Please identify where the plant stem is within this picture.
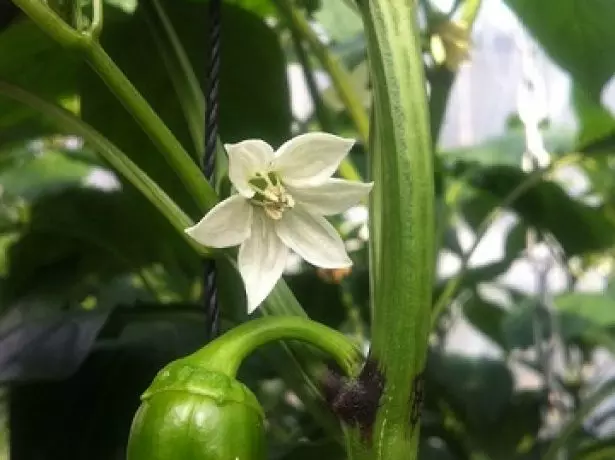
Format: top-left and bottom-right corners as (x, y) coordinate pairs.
(430, 154), (581, 326)
(11, 0), (217, 214)
(143, 0), (205, 157)
(429, 0), (483, 143)
(84, 43), (216, 211)
(274, 0), (370, 145)
(359, 0), (434, 458)
(191, 316), (362, 378)
(542, 379), (615, 460)
(0, 80), (209, 257)
(284, 17), (363, 182)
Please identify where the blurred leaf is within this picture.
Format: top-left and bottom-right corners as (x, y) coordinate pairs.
(9, 303), (209, 460)
(186, 0), (276, 16)
(0, 18), (78, 142)
(572, 85), (615, 151)
(505, 0), (615, 99)
(427, 350), (514, 427)
(467, 165), (615, 256)
(276, 439), (344, 460)
(463, 292), (508, 349)
(81, 1), (291, 215)
(313, 1), (362, 42)
(502, 298), (550, 350)
(441, 128), (574, 167)
(286, 270), (346, 327)
(426, 349), (542, 459)
(3, 187), (198, 303)
(0, 304), (111, 382)
(0, 150), (93, 200)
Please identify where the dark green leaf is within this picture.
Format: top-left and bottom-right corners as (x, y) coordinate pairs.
(81, 1), (291, 215)
(3, 187), (198, 303)
(0, 19), (79, 142)
(0, 150), (93, 200)
(463, 292), (508, 350)
(426, 350), (514, 427)
(467, 165), (615, 256)
(0, 305), (111, 382)
(9, 304), (209, 460)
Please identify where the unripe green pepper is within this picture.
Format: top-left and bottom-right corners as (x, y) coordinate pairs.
(127, 359), (265, 460)
(126, 317), (362, 460)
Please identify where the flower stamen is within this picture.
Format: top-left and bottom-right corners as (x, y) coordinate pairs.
(249, 172), (294, 220)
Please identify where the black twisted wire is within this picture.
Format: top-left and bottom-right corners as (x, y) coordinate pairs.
(203, 0), (221, 339)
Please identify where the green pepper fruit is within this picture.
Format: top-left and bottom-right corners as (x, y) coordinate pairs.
(127, 359), (266, 460)
(126, 317), (362, 460)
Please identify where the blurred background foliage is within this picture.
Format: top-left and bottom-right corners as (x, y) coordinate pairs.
(2, 0), (615, 459)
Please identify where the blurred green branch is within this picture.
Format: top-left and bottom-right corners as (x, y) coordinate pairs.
(143, 0), (205, 158)
(0, 80), (209, 257)
(431, 155), (582, 327)
(283, 11), (363, 182)
(543, 379), (615, 460)
(11, 0), (217, 214)
(274, 0), (370, 145)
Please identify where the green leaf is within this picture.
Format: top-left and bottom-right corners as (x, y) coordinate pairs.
(572, 85), (615, 151)
(466, 165), (615, 256)
(0, 18), (79, 141)
(505, 0), (615, 98)
(313, 0), (362, 42)
(0, 149), (93, 200)
(441, 128), (575, 167)
(463, 292), (508, 350)
(3, 187), (198, 304)
(9, 304), (211, 459)
(80, 1), (291, 214)
(427, 350), (514, 427)
(0, 305), (112, 382)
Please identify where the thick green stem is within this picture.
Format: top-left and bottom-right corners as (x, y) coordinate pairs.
(274, 0), (370, 145)
(359, 0), (434, 458)
(191, 316), (362, 378)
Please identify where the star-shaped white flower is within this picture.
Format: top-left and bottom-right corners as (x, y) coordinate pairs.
(185, 132), (373, 313)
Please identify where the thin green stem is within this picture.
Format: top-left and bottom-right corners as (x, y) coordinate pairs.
(84, 43), (216, 211)
(543, 379), (615, 460)
(144, 0), (205, 156)
(0, 80), (209, 258)
(429, 0), (483, 143)
(459, 0), (482, 25)
(285, 19), (363, 182)
(190, 316), (362, 378)
(11, 0), (90, 48)
(274, 0), (370, 145)
(430, 161), (566, 327)
(11, 0), (217, 213)
(89, 0), (103, 39)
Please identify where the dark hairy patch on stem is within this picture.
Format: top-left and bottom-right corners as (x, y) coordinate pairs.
(409, 370), (426, 431)
(321, 357), (385, 442)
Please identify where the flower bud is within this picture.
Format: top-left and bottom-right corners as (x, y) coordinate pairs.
(127, 359), (266, 460)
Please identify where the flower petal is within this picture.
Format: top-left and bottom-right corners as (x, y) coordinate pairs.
(226, 139), (275, 197)
(275, 206), (352, 268)
(238, 210), (288, 313)
(272, 132), (355, 187)
(287, 179), (373, 216)
(185, 195), (252, 248)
